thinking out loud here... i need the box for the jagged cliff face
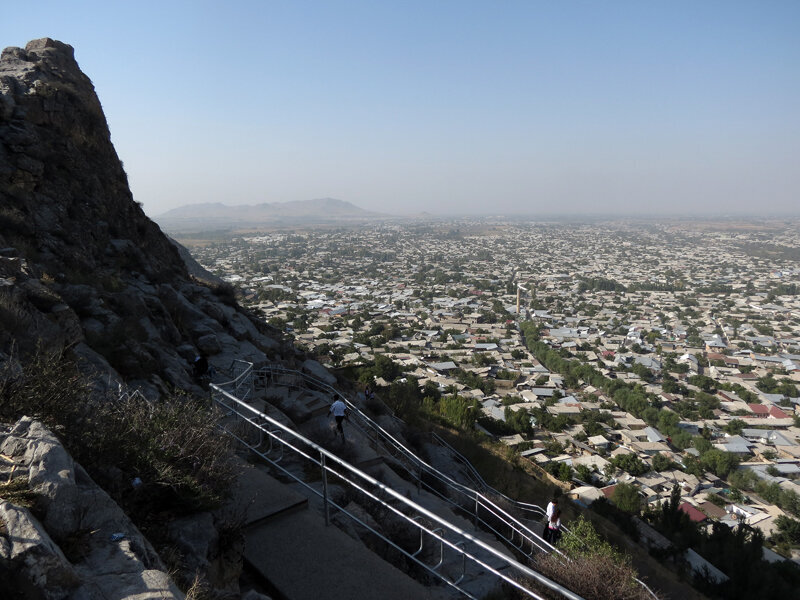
[0,38,285,396]
[0,38,293,598]
[0,38,181,283]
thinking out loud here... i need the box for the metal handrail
[210,382,584,600]
[217,362,658,599]
[247,363,558,556]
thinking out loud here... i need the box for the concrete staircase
[222,379,535,600]
[267,387,331,424]
[230,462,448,600]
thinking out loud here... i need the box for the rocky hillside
[0,38,304,598]
[0,38,291,397]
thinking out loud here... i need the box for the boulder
[0,418,184,599]
[303,359,337,385]
[0,502,82,599]
[197,333,221,355]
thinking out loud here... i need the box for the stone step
[224,462,308,527]
[303,395,331,420]
[266,388,327,424]
[355,455,384,472]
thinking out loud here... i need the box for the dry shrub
[533,552,651,600]
[0,347,237,517]
[0,346,90,432]
[528,515,661,600]
[92,394,237,512]
[184,573,213,600]
[0,478,38,508]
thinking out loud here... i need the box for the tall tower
[516,284,528,316]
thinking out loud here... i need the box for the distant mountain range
[154,198,385,231]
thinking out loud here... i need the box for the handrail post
[474,493,480,530]
[453,541,467,585]
[210,381,589,600]
[321,452,330,526]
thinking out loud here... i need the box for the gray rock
[0,501,80,598]
[87,569,182,600]
[1,418,184,599]
[168,513,216,576]
[0,432,27,456]
[242,591,273,600]
[81,317,105,337]
[197,333,221,354]
[302,359,337,385]
[228,311,263,341]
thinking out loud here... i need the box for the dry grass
[532,552,654,600]
[0,477,37,508]
[0,348,237,517]
[184,573,213,600]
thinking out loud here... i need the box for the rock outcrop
[0,38,296,598]
[0,417,184,599]
[0,37,292,394]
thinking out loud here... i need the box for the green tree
[701,449,740,478]
[610,453,648,476]
[612,482,642,514]
[555,462,573,481]
[725,418,746,436]
[774,515,800,545]
[438,394,479,430]
[693,436,713,455]
[671,430,693,450]
[652,453,674,472]
[657,410,681,436]
[504,406,533,435]
[422,380,441,400]
[575,464,593,483]
[373,354,400,381]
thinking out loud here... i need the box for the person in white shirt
[546,496,559,521]
[544,508,562,544]
[329,399,348,441]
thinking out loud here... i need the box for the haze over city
[3,1,798,218]
[4,23,800,598]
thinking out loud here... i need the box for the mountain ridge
[154,197,387,231]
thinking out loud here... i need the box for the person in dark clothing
[193,354,209,379]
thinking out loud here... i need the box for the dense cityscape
[184,217,800,581]
[4,3,799,597]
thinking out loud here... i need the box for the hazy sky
[2,1,799,217]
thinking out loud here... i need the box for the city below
[182,216,800,574]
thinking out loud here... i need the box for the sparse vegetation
[0,347,237,522]
[531,516,656,600]
[0,477,38,508]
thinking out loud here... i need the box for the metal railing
[210,381,584,600]
[214,360,658,599]
[238,362,559,557]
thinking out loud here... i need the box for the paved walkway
[233,461,449,600]
[245,508,448,600]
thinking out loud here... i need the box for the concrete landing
[245,508,446,600]
[225,462,308,526]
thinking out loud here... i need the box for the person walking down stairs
[329,398,348,442]
[543,508,562,545]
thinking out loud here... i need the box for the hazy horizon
[3,1,798,219]
[156,197,800,220]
